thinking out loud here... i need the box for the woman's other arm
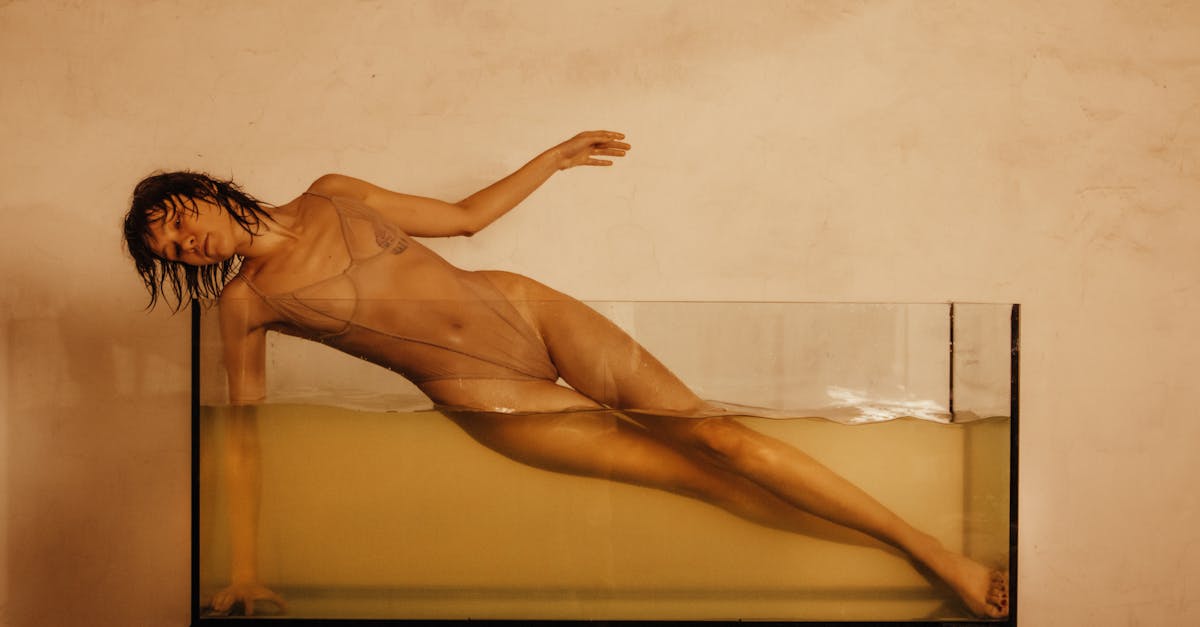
[207,287,286,616]
[308,130,630,237]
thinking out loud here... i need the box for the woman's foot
[924,548,1009,618]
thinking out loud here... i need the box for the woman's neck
[236,198,303,260]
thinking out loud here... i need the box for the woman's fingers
[581,130,625,140]
[208,591,233,615]
[245,586,288,616]
[555,131,630,168]
[574,131,629,152]
[205,583,288,617]
[264,589,288,612]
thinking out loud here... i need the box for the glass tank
[191,300,1018,624]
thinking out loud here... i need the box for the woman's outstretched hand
[205,581,287,617]
[550,131,630,170]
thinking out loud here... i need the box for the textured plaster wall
[1,1,1198,625]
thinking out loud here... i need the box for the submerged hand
[551,130,630,169]
[205,581,287,617]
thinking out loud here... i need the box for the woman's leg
[630,413,1009,617]
[483,271,709,413]
[503,277,1007,618]
[441,399,888,550]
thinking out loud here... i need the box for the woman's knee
[689,417,778,469]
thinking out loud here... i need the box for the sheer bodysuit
[238,192,560,389]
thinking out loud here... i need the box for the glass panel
[194,300,1016,623]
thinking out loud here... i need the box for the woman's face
[145,196,244,266]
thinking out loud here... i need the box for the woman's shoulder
[299,177,400,231]
[219,254,275,302]
[301,174,392,219]
[217,269,284,329]
[218,271,256,302]
[304,173,360,199]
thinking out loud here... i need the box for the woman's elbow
[453,206,483,237]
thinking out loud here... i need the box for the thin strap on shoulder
[298,192,371,261]
[302,192,384,224]
[304,192,410,257]
[236,273,272,301]
[233,273,293,321]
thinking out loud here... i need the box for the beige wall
[1,1,1197,625]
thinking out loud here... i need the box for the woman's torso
[232,192,559,401]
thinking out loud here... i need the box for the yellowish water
[198,405,1010,621]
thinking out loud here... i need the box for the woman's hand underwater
[550,130,630,169]
[205,581,287,617]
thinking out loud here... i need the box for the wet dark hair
[122,171,272,311]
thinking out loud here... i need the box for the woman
[124,131,1007,618]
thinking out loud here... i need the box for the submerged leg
[635,413,1009,618]
[506,278,1007,618]
[442,402,889,550]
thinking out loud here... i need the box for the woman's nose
[181,233,197,251]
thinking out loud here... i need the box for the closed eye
[153,235,181,262]
[168,212,183,260]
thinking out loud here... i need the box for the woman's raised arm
[308,130,630,238]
